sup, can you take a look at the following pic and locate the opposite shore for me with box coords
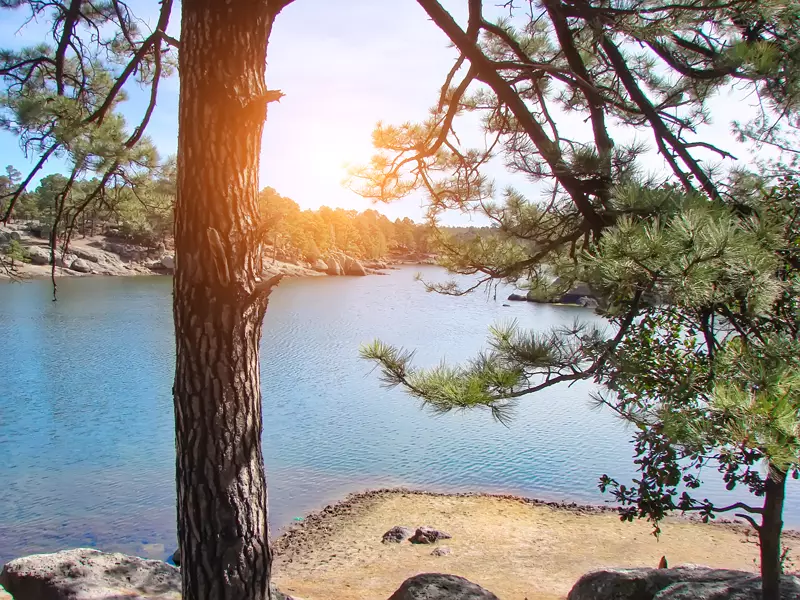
[0,222,436,282]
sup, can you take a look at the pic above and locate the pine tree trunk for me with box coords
[173,1,282,599]
[759,466,787,600]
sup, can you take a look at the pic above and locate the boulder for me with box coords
[0,549,301,600]
[169,548,180,566]
[342,256,367,276]
[567,567,800,600]
[326,257,342,276]
[387,573,499,600]
[557,282,596,306]
[382,526,414,544]
[26,246,52,265]
[507,293,528,301]
[55,254,78,269]
[0,227,21,243]
[430,547,451,556]
[312,259,328,272]
[160,254,175,270]
[409,527,452,544]
[69,258,94,273]
[0,548,180,599]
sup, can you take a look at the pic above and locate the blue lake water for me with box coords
[1,266,798,564]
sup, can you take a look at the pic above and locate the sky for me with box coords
[0,0,770,224]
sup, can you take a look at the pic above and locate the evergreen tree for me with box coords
[1,2,294,598]
[357,2,800,598]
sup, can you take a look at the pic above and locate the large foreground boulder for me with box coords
[0,548,180,599]
[0,548,302,600]
[568,566,800,600]
[388,573,499,600]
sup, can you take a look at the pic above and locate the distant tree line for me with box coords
[2,165,473,261]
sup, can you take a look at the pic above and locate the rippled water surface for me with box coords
[1,267,798,564]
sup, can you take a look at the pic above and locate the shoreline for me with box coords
[272,488,800,599]
[274,487,800,549]
[2,488,799,600]
[0,235,434,282]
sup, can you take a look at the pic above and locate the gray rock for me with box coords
[409,527,452,544]
[26,246,52,265]
[0,548,181,599]
[0,227,21,243]
[160,254,175,270]
[343,257,367,276]
[0,548,301,600]
[567,566,800,600]
[430,547,451,556]
[326,257,342,276]
[270,582,304,600]
[382,526,414,543]
[507,293,528,301]
[387,573,499,600]
[55,253,77,268]
[69,258,94,273]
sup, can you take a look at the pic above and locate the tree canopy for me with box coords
[358,1,800,598]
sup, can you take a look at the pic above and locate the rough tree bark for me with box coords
[173,1,287,598]
[759,466,787,600]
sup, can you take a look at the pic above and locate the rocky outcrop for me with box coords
[342,256,367,276]
[26,246,52,265]
[382,526,414,543]
[326,256,342,276]
[0,548,180,599]
[325,253,367,276]
[567,567,800,600]
[0,548,302,600]
[312,259,328,272]
[409,527,452,544]
[160,254,175,271]
[387,573,499,600]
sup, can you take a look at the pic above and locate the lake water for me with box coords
[1,267,798,564]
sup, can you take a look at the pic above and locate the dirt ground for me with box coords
[272,489,800,600]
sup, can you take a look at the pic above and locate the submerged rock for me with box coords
[409,527,452,544]
[388,573,499,599]
[382,526,414,544]
[430,547,451,556]
[567,566,800,600]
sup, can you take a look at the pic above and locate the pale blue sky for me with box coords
[0,1,765,223]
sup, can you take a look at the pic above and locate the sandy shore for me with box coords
[272,488,800,600]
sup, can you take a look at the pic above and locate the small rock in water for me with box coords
[431,546,451,556]
[382,526,414,543]
[409,527,452,544]
[171,547,181,566]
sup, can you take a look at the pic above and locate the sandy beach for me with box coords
[272,489,800,600]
